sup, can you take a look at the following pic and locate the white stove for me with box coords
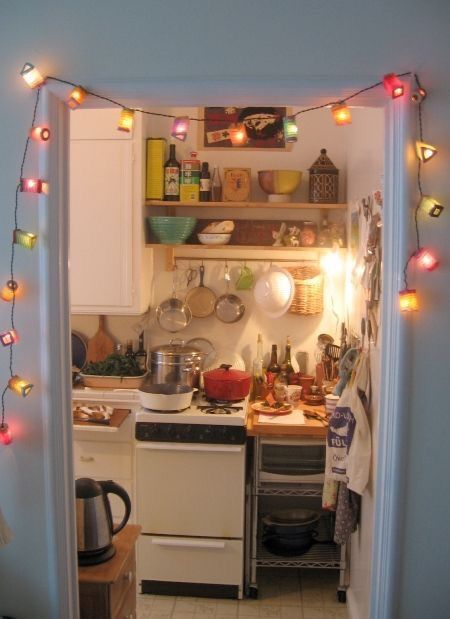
[135,394,249,444]
[136,394,248,427]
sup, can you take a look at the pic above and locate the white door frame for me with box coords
[40,78,415,618]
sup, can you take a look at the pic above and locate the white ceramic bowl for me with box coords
[253,266,295,318]
[197,233,231,245]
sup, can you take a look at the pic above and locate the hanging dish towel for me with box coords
[325,351,372,495]
[0,506,13,547]
[334,482,361,544]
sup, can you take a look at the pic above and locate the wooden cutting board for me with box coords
[86,315,115,363]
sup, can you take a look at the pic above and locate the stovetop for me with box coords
[136,394,249,427]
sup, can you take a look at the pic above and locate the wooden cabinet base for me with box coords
[78,524,141,619]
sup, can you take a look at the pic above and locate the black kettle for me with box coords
[75,477,131,566]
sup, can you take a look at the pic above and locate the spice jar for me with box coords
[300,221,318,247]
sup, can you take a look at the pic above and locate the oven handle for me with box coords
[151,537,226,549]
[136,443,243,454]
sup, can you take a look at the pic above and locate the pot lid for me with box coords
[203,364,251,381]
[149,339,202,357]
[308,148,339,174]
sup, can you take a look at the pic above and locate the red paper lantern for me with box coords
[0,424,12,446]
[415,248,439,271]
[383,73,404,99]
[20,177,43,193]
[171,117,189,141]
[29,126,50,142]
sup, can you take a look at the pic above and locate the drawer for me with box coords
[137,535,243,587]
[111,548,136,617]
[74,440,132,479]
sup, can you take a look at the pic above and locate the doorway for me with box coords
[40,77,414,619]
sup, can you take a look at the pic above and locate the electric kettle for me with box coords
[75,477,131,566]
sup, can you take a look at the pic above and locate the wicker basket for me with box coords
[287,265,323,315]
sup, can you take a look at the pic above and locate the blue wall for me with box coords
[0,2,449,617]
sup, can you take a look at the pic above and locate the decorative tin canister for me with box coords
[308,148,339,204]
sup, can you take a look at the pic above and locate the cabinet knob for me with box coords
[80,456,95,462]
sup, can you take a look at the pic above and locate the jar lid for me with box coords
[309,149,339,174]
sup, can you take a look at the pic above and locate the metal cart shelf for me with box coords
[245,436,348,602]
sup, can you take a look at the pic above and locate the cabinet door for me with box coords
[70,139,133,309]
[70,108,151,314]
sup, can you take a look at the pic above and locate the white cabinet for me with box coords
[70,108,152,314]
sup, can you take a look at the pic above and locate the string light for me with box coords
[20,62,45,89]
[415,141,437,163]
[67,86,87,109]
[20,177,44,193]
[13,229,38,250]
[420,195,444,218]
[0,424,12,446]
[29,126,50,142]
[0,330,20,347]
[382,73,405,99]
[171,116,189,141]
[410,87,427,104]
[8,376,33,398]
[399,289,419,312]
[331,103,352,125]
[414,248,439,271]
[228,123,247,145]
[283,116,298,142]
[117,108,134,132]
[0,280,19,302]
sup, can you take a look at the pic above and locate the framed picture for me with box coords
[201,106,289,149]
[222,168,251,202]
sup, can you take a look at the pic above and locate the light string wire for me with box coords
[402,73,426,289]
[1,86,41,428]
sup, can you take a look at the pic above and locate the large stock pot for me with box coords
[148,339,203,388]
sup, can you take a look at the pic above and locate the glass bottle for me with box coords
[210,165,222,202]
[199,161,211,202]
[252,333,265,400]
[125,339,134,356]
[135,331,147,372]
[273,364,289,402]
[164,143,180,201]
[267,344,281,374]
[282,336,295,382]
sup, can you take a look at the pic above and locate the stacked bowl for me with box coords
[148,216,197,245]
[325,393,339,417]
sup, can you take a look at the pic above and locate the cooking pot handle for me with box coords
[99,479,131,536]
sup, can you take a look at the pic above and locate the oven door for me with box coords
[136,442,245,538]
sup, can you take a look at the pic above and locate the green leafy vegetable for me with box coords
[83,354,145,377]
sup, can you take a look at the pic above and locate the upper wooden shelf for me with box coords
[145,200,347,210]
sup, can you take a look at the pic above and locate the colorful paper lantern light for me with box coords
[13,229,37,250]
[410,87,427,104]
[283,116,299,142]
[420,195,444,218]
[67,86,87,109]
[29,126,50,142]
[20,62,45,89]
[0,280,19,302]
[171,117,189,141]
[118,108,134,132]
[8,375,33,397]
[399,289,419,312]
[415,248,439,271]
[383,73,404,99]
[20,178,44,193]
[415,141,438,163]
[0,424,13,446]
[228,123,247,146]
[331,103,352,126]
[0,329,19,347]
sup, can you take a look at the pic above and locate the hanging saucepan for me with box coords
[156,273,192,333]
[214,264,245,324]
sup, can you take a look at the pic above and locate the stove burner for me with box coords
[204,397,245,406]
[197,404,244,416]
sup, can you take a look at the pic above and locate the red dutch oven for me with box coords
[203,364,251,401]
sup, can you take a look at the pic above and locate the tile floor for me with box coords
[137,568,348,618]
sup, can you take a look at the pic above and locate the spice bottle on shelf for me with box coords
[252,333,265,400]
[199,161,211,201]
[164,143,180,201]
[125,340,134,357]
[210,165,222,202]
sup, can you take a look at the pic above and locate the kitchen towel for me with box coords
[257,409,305,425]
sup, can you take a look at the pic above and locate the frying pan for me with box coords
[185,265,217,318]
[71,331,87,372]
[156,293,192,332]
[214,265,245,324]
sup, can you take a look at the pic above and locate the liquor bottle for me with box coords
[135,331,147,372]
[267,344,281,374]
[282,336,295,382]
[125,340,134,357]
[164,143,180,201]
[210,165,222,202]
[252,333,265,400]
[199,161,211,201]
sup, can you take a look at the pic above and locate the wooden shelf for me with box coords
[145,243,340,252]
[146,200,347,210]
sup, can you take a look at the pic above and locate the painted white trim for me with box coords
[39,88,79,618]
[369,86,414,618]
